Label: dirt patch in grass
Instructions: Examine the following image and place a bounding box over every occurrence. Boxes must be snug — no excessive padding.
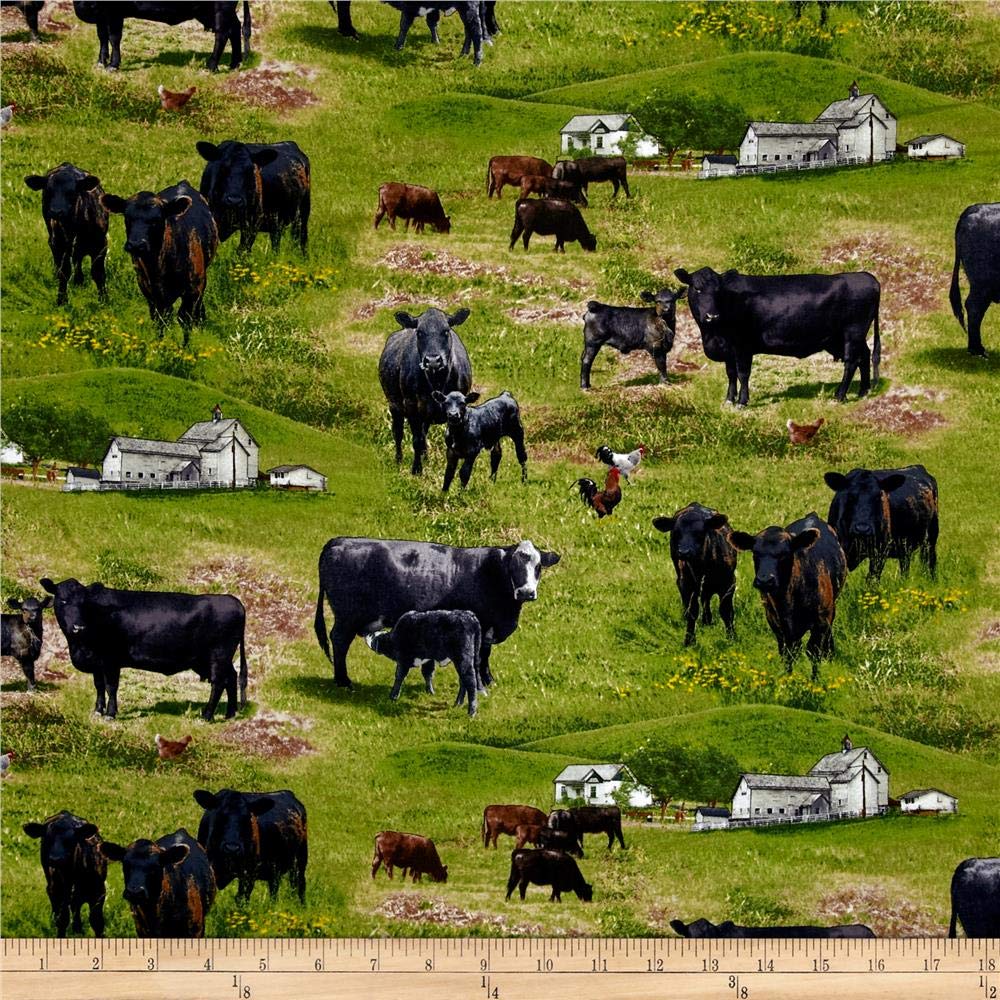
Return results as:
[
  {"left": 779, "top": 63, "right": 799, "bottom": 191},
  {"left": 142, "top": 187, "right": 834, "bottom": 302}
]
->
[
  {"left": 353, "top": 291, "right": 418, "bottom": 320},
  {"left": 378, "top": 245, "right": 579, "bottom": 290},
  {"left": 509, "top": 303, "right": 583, "bottom": 326},
  {"left": 853, "top": 385, "right": 947, "bottom": 437},
  {"left": 216, "top": 710, "right": 315, "bottom": 759},
  {"left": 818, "top": 885, "right": 940, "bottom": 937},
  {"left": 220, "top": 61, "right": 319, "bottom": 111},
  {"left": 981, "top": 621, "right": 1000, "bottom": 640},
  {"left": 375, "top": 892, "right": 542, "bottom": 935}
]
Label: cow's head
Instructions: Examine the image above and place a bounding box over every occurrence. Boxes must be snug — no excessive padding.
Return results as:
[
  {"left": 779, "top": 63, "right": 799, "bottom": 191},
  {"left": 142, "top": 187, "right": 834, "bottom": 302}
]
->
[
  {"left": 670, "top": 917, "right": 719, "bottom": 938},
  {"left": 431, "top": 390, "right": 480, "bottom": 428},
  {"left": 100, "top": 839, "right": 189, "bottom": 905},
  {"left": 502, "top": 541, "right": 560, "bottom": 602},
  {"left": 101, "top": 191, "right": 191, "bottom": 257},
  {"left": 24, "top": 812, "right": 100, "bottom": 874},
  {"left": 193, "top": 789, "right": 273, "bottom": 881},
  {"left": 640, "top": 287, "right": 686, "bottom": 325},
  {"left": 653, "top": 507, "right": 729, "bottom": 563},
  {"left": 25, "top": 163, "right": 101, "bottom": 223},
  {"left": 196, "top": 141, "right": 278, "bottom": 227},
  {"left": 365, "top": 629, "right": 394, "bottom": 658},
  {"left": 579, "top": 228, "right": 597, "bottom": 253},
  {"left": 730, "top": 526, "right": 820, "bottom": 595},
  {"left": 552, "top": 160, "right": 577, "bottom": 181},
  {"left": 40, "top": 577, "right": 95, "bottom": 638},
  {"left": 7, "top": 595, "right": 52, "bottom": 628},
  {"left": 824, "top": 469, "right": 904, "bottom": 563},
  {"left": 674, "top": 267, "right": 734, "bottom": 327},
  {"left": 431, "top": 864, "right": 448, "bottom": 884},
  {"left": 434, "top": 216, "right": 452, "bottom": 235},
  {"left": 395, "top": 308, "right": 469, "bottom": 386}
]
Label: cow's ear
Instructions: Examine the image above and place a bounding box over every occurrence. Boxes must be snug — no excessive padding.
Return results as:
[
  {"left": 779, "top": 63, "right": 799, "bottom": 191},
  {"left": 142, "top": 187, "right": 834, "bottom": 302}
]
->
[
  {"left": 395, "top": 311, "right": 418, "bottom": 329},
  {"left": 791, "top": 527, "right": 821, "bottom": 552},
  {"left": 706, "top": 513, "right": 729, "bottom": 530},
  {"left": 722, "top": 269, "right": 739, "bottom": 280},
  {"left": 196, "top": 141, "right": 221, "bottom": 162},
  {"left": 39, "top": 578, "right": 56, "bottom": 595},
  {"left": 87, "top": 582, "right": 106, "bottom": 594},
  {"left": 730, "top": 531, "right": 757, "bottom": 551},
  {"left": 823, "top": 472, "right": 848, "bottom": 492},
  {"left": 39, "top": 596, "right": 53, "bottom": 610},
  {"left": 23, "top": 822, "right": 47, "bottom": 838},
  {"left": 878, "top": 474, "right": 905, "bottom": 494},
  {"left": 24, "top": 175, "right": 47, "bottom": 191},
  {"left": 193, "top": 789, "right": 219, "bottom": 811},
  {"left": 669, "top": 919, "right": 689, "bottom": 937},
  {"left": 249, "top": 797, "right": 274, "bottom": 816},
  {"left": 101, "top": 194, "right": 128, "bottom": 214},
  {"left": 7, "top": 598, "right": 23, "bottom": 610},
  {"left": 673, "top": 268, "right": 692, "bottom": 285},
  {"left": 539, "top": 550, "right": 560, "bottom": 567},
  {"left": 159, "top": 844, "right": 189, "bottom": 869},
  {"left": 639, "top": 290, "right": 655, "bottom": 303},
  {"left": 448, "top": 308, "right": 471, "bottom": 327},
  {"left": 431, "top": 390, "right": 446, "bottom": 404},
  {"left": 162, "top": 196, "right": 192, "bottom": 219},
  {"left": 78, "top": 823, "right": 99, "bottom": 840},
  {"left": 673, "top": 287, "right": 687, "bottom": 300},
  {"left": 464, "top": 391, "right": 481, "bottom": 405},
  {"left": 77, "top": 175, "right": 100, "bottom": 194},
  {"left": 251, "top": 149, "right": 279, "bottom": 168},
  {"left": 652, "top": 516, "right": 675, "bottom": 533},
  {"left": 99, "top": 842, "right": 127, "bottom": 862}
]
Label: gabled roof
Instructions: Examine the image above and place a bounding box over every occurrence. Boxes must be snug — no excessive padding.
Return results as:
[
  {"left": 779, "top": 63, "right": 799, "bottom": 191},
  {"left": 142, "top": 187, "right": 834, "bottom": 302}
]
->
[
  {"left": 67, "top": 467, "right": 100, "bottom": 479},
  {"left": 110, "top": 437, "right": 200, "bottom": 460},
  {"left": 905, "top": 134, "right": 963, "bottom": 146},
  {"left": 561, "top": 114, "right": 633, "bottom": 134},
  {"left": 554, "top": 763, "right": 627, "bottom": 784},
  {"left": 696, "top": 807, "right": 731, "bottom": 818},
  {"left": 746, "top": 122, "right": 838, "bottom": 138},
  {"left": 837, "top": 110, "right": 887, "bottom": 131},
  {"left": 899, "top": 788, "right": 956, "bottom": 801},
  {"left": 816, "top": 93, "right": 894, "bottom": 122},
  {"left": 703, "top": 154, "right": 737, "bottom": 165},
  {"left": 200, "top": 437, "right": 249, "bottom": 455},
  {"left": 268, "top": 464, "right": 325, "bottom": 476},
  {"left": 740, "top": 774, "right": 831, "bottom": 791},
  {"left": 179, "top": 418, "right": 259, "bottom": 448},
  {"left": 809, "top": 746, "right": 885, "bottom": 777}
]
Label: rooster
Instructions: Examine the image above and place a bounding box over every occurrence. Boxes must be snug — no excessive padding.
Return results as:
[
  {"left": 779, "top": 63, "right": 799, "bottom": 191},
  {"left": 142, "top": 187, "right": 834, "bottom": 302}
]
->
[
  {"left": 155, "top": 734, "right": 192, "bottom": 760},
  {"left": 0, "top": 103, "right": 16, "bottom": 129},
  {"left": 596, "top": 443, "right": 646, "bottom": 481},
  {"left": 157, "top": 85, "right": 196, "bottom": 111},
  {"left": 0, "top": 750, "right": 14, "bottom": 779},
  {"left": 576, "top": 466, "right": 622, "bottom": 518},
  {"left": 786, "top": 417, "right": 825, "bottom": 445}
]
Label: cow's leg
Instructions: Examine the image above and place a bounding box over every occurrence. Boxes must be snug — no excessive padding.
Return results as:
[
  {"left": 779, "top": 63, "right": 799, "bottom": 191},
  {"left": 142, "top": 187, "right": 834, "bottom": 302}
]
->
[
  {"left": 295, "top": 195, "right": 310, "bottom": 255},
  {"left": 89, "top": 894, "right": 106, "bottom": 937},
  {"left": 335, "top": 0, "right": 359, "bottom": 39},
  {"left": 200, "top": 668, "right": 225, "bottom": 721},
  {"left": 458, "top": 455, "right": 477, "bottom": 489},
  {"left": 389, "top": 660, "right": 410, "bottom": 701},
  {"left": 464, "top": 8, "right": 484, "bottom": 64},
  {"left": 373, "top": 204, "right": 386, "bottom": 229},
  {"left": 227, "top": 10, "right": 243, "bottom": 71},
  {"left": 107, "top": 16, "right": 123, "bottom": 71},
  {"left": 621, "top": 173, "right": 632, "bottom": 198},
  {"left": 924, "top": 517, "right": 939, "bottom": 578},
  {"left": 505, "top": 871, "right": 518, "bottom": 900},
  {"left": 91, "top": 248, "right": 108, "bottom": 300},
  {"left": 70, "top": 890, "right": 84, "bottom": 933},
  {"left": 719, "top": 584, "right": 736, "bottom": 640},
  {"left": 104, "top": 666, "right": 121, "bottom": 719},
  {"left": 207, "top": 11, "right": 227, "bottom": 72},
  {"left": 518, "top": 879, "right": 527, "bottom": 900},
  {"left": 92, "top": 671, "right": 107, "bottom": 716},
  {"left": 611, "top": 178, "right": 620, "bottom": 197},
  {"left": 267, "top": 873, "right": 281, "bottom": 898},
  {"left": 834, "top": 352, "right": 859, "bottom": 402},
  {"left": 857, "top": 340, "right": 872, "bottom": 397},
  {"left": 580, "top": 342, "right": 600, "bottom": 390},
  {"left": 964, "top": 292, "right": 990, "bottom": 357},
  {"left": 478, "top": 642, "right": 494, "bottom": 687},
  {"left": 50, "top": 892, "right": 70, "bottom": 938},
  {"left": 700, "top": 579, "right": 714, "bottom": 627},
  {"left": 651, "top": 347, "right": 669, "bottom": 384},
  {"left": 442, "top": 449, "right": 459, "bottom": 492},
  {"left": 72, "top": 245, "right": 86, "bottom": 285},
  {"left": 734, "top": 353, "right": 752, "bottom": 408},
  {"left": 509, "top": 218, "right": 523, "bottom": 250},
  {"left": 224, "top": 666, "right": 239, "bottom": 719},
  {"left": 371, "top": 851, "right": 382, "bottom": 879},
  {"left": 268, "top": 228, "right": 283, "bottom": 253},
  {"left": 407, "top": 415, "right": 427, "bottom": 475},
  {"left": 555, "top": 237, "right": 564, "bottom": 253},
  {"left": 723, "top": 358, "right": 738, "bottom": 404},
  {"left": 898, "top": 549, "right": 913, "bottom": 577},
  {"left": 680, "top": 578, "right": 698, "bottom": 647},
  {"left": 52, "top": 238, "right": 72, "bottom": 305},
  {"left": 421, "top": 660, "right": 436, "bottom": 694},
  {"left": 395, "top": 10, "right": 417, "bottom": 49},
  {"left": 95, "top": 20, "right": 110, "bottom": 67},
  {"left": 236, "top": 878, "right": 254, "bottom": 903},
  {"left": 330, "top": 620, "right": 354, "bottom": 688},
  {"left": 20, "top": 656, "right": 37, "bottom": 690},
  {"left": 511, "top": 424, "right": 528, "bottom": 483},
  {"left": 390, "top": 407, "right": 405, "bottom": 464},
  {"left": 426, "top": 8, "right": 441, "bottom": 42},
  {"left": 868, "top": 550, "right": 886, "bottom": 582}
]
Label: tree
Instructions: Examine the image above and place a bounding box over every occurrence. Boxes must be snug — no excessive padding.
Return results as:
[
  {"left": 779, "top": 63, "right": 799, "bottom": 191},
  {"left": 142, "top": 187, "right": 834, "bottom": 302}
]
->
[
  {"left": 1, "top": 398, "right": 61, "bottom": 480},
  {"left": 53, "top": 406, "right": 115, "bottom": 469},
  {"left": 624, "top": 742, "right": 742, "bottom": 820},
  {"left": 632, "top": 91, "right": 748, "bottom": 164}
]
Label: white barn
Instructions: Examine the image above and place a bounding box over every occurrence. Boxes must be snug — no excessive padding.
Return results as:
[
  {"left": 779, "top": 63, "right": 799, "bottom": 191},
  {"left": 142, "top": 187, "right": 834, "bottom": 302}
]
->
[
  {"left": 268, "top": 464, "right": 327, "bottom": 491},
  {"left": 553, "top": 763, "right": 653, "bottom": 807},
  {"left": 699, "top": 154, "right": 738, "bottom": 178},
  {"left": 560, "top": 114, "right": 660, "bottom": 158},
  {"left": 899, "top": 788, "right": 958, "bottom": 814},
  {"left": 905, "top": 134, "right": 965, "bottom": 159},
  {"left": 693, "top": 806, "right": 731, "bottom": 831},
  {"left": 63, "top": 467, "right": 101, "bottom": 491}
]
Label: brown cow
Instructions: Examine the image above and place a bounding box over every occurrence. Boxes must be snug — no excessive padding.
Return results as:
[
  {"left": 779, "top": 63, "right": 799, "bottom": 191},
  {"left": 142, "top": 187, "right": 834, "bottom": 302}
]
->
[
  {"left": 514, "top": 823, "right": 543, "bottom": 849},
  {"left": 374, "top": 182, "right": 450, "bottom": 234},
  {"left": 487, "top": 156, "right": 552, "bottom": 199},
  {"left": 518, "top": 174, "right": 587, "bottom": 206},
  {"left": 482, "top": 804, "right": 547, "bottom": 849},
  {"left": 371, "top": 831, "right": 447, "bottom": 883}
]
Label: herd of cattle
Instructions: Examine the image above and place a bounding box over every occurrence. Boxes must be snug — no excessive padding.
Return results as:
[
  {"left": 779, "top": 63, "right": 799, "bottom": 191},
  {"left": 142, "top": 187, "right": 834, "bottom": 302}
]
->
[{"left": 20, "top": 798, "right": 1000, "bottom": 938}]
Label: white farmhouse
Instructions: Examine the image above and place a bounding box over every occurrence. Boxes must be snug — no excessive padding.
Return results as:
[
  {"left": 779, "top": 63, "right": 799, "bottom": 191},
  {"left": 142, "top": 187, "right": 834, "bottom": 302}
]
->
[
  {"left": 560, "top": 114, "right": 660, "bottom": 157},
  {"left": 905, "top": 134, "right": 965, "bottom": 159},
  {"left": 267, "top": 464, "right": 327, "bottom": 491},
  {"left": 899, "top": 788, "right": 958, "bottom": 814},
  {"left": 553, "top": 763, "right": 653, "bottom": 807}
]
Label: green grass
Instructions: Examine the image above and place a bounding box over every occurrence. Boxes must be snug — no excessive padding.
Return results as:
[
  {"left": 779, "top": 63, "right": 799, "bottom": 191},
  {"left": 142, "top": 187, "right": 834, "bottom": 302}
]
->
[{"left": 2, "top": 1, "right": 1000, "bottom": 941}]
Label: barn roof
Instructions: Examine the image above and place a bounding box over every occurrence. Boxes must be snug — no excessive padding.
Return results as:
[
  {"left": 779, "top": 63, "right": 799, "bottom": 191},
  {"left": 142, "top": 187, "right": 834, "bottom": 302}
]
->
[
  {"left": 268, "top": 464, "right": 324, "bottom": 475},
  {"left": 180, "top": 418, "right": 258, "bottom": 448},
  {"left": 899, "top": 788, "right": 956, "bottom": 801},
  {"left": 740, "top": 774, "right": 831, "bottom": 791},
  {"left": 815, "top": 94, "right": 890, "bottom": 121},
  {"left": 554, "top": 763, "right": 627, "bottom": 783},
  {"left": 905, "top": 134, "right": 963, "bottom": 146},
  {"left": 67, "top": 467, "right": 100, "bottom": 479},
  {"left": 747, "top": 122, "right": 838, "bottom": 138},
  {"left": 703, "top": 154, "right": 737, "bottom": 165},
  {"left": 809, "top": 746, "right": 885, "bottom": 777},
  {"left": 561, "top": 114, "right": 633, "bottom": 134},
  {"left": 111, "top": 437, "right": 200, "bottom": 459},
  {"left": 696, "top": 807, "right": 731, "bottom": 818}
]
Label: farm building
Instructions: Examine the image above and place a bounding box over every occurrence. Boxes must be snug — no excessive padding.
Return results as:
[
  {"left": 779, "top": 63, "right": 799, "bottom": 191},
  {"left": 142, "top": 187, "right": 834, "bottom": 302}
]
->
[
  {"left": 693, "top": 806, "right": 731, "bottom": 831},
  {"left": 267, "top": 464, "right": 327, "bottom": 491},
  {"left": 905, "top": 134, "right": 965, "bottom": 159},
  {"left": 553, "top": 763, "right": 653, "bottom": 807},
  {"left": 899, "top": 788, "right": 958, "bottom": 814},
  {"left": 64, "top": 467, "right": 100, "bottom": 491},
  {"left": 559, "top": 113, "right": 660, "bottom": 157},
  {"left": 699, "top": 154, "right": 738, "bottom": 178}
]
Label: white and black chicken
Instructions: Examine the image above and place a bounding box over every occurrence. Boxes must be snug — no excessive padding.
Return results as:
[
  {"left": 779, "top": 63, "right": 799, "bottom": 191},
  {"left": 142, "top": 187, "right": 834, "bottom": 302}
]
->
[{"left": 595, "top": 443, "right": 646, "bottom": 481}]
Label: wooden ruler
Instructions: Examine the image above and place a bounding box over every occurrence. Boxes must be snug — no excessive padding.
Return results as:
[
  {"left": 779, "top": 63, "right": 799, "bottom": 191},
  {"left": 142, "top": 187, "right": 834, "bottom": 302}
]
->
[{"left": 2, "top": 936, "right": 997, "bottom": 999}]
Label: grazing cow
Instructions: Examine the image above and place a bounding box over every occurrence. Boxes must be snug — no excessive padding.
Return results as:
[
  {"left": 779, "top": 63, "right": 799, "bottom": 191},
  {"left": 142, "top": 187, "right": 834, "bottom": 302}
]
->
[
  {"left": 23, "top": 811, "right": 107, "bottom": 938},
  {"left": 537, "top": 827, "right": 583, "bottom": 858},
  {"left": 374, "top": 182, "right": 450, "bottom": 234},
  {"left": 949, "top": 857, "right": 1000, "bottom": 938},
  {"left": 198, "top": 140, "right": 311, "bottom": 254},
  {"left": 653, "top": 503, "right": 738, "bottom": 646},
  {"left": 101, "top": 181, "right": 219, "bottom": 339},
  {"left": 194, "top": 788, "right": 307, "bottom": 903},
  {"left": 2, "top": 595, "right": 51, "bottom": 689},
  {"left": 510, "top": 198, "right": 596, "bottom": 253},
  {"left": 2, "top": 1, "right": 44, "bottom": 41},
  {"left": 670, "top": 918, "right": 875, "bottom": 939},
  {"left": 581, "top": 288, "right": 686, "bottom": 389},
  {"left": 365, "top": 609, "right": 482, "bottom": 716},
  {"left": 385, "top": 1, "right": 491, "bottom": 65},
  {"left": 825, "top": 465, "right": 939, "bottom": 580},
  {"left": 378, "top": 307, "right": 473, "bottom": 475},
  {"left": 514, "top": 824, "right": 542, "bottom": 849},
  {"left": 950, "top": 202, "right": 1000, "bottom": 356},
  {"left": 519, "top": 174, "right": 587, "bottom": 205},
  {"left": 553, "top": 155, "right": 631, "bottom": 198},
  {"left": 730, "top": 513, "right": 847, "bottom": 673},
  {"left": 483, "top": 805, "right": 548, "bottom": 849},
  {"left": 432, "top": 389, "right": 528, "bottom": 491},
  {"left": 506, "top": 849, "right": 593, "bottom": 902},
  {"left": 570, "top": 805, "right": 625, "bottom": 850},
  {"left": 315, "top": 538, "right": 560, "bottom": 689},
  {"left": 72, "top": 2, "right": 251, "bottom": 72},
  {"left": 372, "top": 831, "right": 447, "bottom": 882},
  {"left": 39, "top": 577, "right": 247, "bottom": 721},
  {"left": 674, "top": 266, "right": 881, "bottom": 407},
  {"left": 24, "top": 163, "right": 109, "bottom": 305},
  {"left": 487, "top": 155, "right": 552, "bottom": 199},
  {"left": 100, "top": 830, "right": 215, "bottom": 937}
]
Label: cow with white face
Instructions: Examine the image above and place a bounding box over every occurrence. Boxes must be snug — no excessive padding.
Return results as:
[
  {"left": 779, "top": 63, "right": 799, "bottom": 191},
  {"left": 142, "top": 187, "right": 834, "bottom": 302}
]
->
[{"left": 315, "top": 537, "right": 560, "bottom": 691}]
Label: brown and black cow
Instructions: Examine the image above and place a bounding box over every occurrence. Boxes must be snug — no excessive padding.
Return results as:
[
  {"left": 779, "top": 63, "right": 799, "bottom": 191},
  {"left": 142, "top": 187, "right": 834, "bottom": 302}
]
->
[
  {"left": 518, "top": 174, "right": 587, "bottom": 205},
  {"left": 374, "top": 182, "right": 451, "bottom": 234},
  {"left": 482, "top": 804, "right": 547, "bottom": 849},
  {"left": 487, "top": 155, "right": 552, "bottom": 198},
  {"left": 372, "top": 831, "right": 448, "bottom": 883}
]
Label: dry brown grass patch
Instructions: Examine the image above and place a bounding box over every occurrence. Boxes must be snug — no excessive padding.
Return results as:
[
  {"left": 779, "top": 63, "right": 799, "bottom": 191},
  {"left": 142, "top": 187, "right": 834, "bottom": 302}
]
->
[
  {"left": 216, "top": 709, "right": 314, "bottom": 759},
  {"left": 220, "top": 61, "right": 319, "bottom": 111},
  {"left": 853, "top": 385, "right": 947, "bottom": 437},
  {"left": 818, "top": 885, "right": 940, "bottom": 937},
  {"left": 375, "top": 892, "right": 541, "bottom": 935}
]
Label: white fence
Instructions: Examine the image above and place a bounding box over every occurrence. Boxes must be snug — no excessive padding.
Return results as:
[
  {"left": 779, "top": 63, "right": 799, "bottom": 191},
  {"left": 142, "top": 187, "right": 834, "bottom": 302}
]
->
[
  {"left": 735, "top": 152, "right": 896, "bottom": 178},
  {"left": 64, "top": 480, "right": 256, "bottom": 493}
]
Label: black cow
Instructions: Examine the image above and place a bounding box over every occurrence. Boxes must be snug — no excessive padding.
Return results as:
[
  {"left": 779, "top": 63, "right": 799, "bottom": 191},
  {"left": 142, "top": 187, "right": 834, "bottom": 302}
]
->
[
  {"left": 653, "top": 503, "right": 738, "bottom": 646},
  {"left": 581, "top": 288, "right": 686, "bottom": 389},
  {"left": 731, "top": 513, "right": 847, "bottom": 673},
  {"left": 73, "top": 2, "right": 251, "bottom": 71},
  {"left": 385, "top": 1, "right": 493, "bottom": 65},
  {"left": 39, "top": 577, "right": 247, "bottom": 721},
  {"left": 537, "top": 827, "right": 583, "bottom": 857},
  {"left": 2, "top": 595, "right": 51, "bottom": 689},
  {"left": 825, "top": 465, "right": 939, "bottom": 580},
  {"left": 101, "top": 830, "right": 216, "bottom": 937},
  {"left": 365, "top": 609, "right": 482, "bottom": 715},
  {"left": 510, "top": 198, "right": 596, "bottom": 253},
  {"left": 553, "top": 155, "right": 630, "bottom": 198},
  {"left": 198, "top": 140, "right": 311, "bottom": 254},
  {"left": 950, "top": 202, "right": 1000, "bottom": 357},
  {"left": 2, "top": 1, "right": 44, "bottom": 41},
  {"left": 674, "top": 266, "right": 881, "bottom": 407},
  {"left": 570, "top": 805, "right": 625, "bottom": 850},
  {"left": 194, "top": 788, "right": 307, "bottom": 903},
  {"left": 519, "top": 174, "right": 587, "bottom": 205},
  {"left": 506, "top": 849, "right": 593, "bottom": 902},
  {"left": 24, "top": 163, "right": 109, "bottom": 305},
  {"left": 949, "top": 857, "right": 1000, "bottom": 938},
  {"left": 314, "top": 537, "right": 560, "bottom": 689},
  {"left": 378, "top": 307, "right": 473, "bottom": 475},
  {"left": 23, "top": 811, "right": 107, "bottom": 937},
  {"left": 102, "top": 181, "right": 219, "bottom": 339},
  {"left": 670, "top": 918, "right": 875, "bottom": 938},
  {"left": 432, "top": 389, "right": 528, "bottom": 491}
]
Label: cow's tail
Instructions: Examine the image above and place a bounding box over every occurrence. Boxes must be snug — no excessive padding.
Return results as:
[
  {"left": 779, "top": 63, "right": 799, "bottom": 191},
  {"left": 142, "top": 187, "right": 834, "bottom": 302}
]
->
[
  {"left": 949, "top": 235, "right": 965, "bottom": 331},
  {"left": 482, "top": 808, "right": 489, "bottom": 848},
  {"left": 872, "top": 299, "right": 881, "bottom": 382},
  {"left": 486, "top": 159, "right": 492, "bottom": 196},
  {"left": 238, "top": 633, "right": 248, "bottom": 708},
  {"left": 242, "top": 1, "right": 252, "bottom": 53},
  {"left": 314, "top": 584, "right": 331, "bottom": 662}
]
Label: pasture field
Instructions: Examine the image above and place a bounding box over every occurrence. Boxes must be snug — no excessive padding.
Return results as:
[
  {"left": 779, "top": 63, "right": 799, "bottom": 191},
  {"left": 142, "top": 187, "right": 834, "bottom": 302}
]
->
[{"left": 1, "top": 0, "right": 999, "bottom": 939}]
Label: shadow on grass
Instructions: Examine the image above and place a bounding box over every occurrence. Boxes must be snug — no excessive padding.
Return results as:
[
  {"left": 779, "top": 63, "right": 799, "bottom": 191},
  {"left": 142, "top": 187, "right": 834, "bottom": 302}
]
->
[
  {"left": 914, "top": 346, "right": 1000, "bottom": 374},
  {"left": 752, "top": 377, "right": 888, "bottom": 405},
  {"left": 618, "top": 372, "right": 692, "bottom": 389},
  {"left": 0, "top": 679, "right": 60, "bottom": 694},
  {"left": 287, "top": 673, "right": 468, "bottom": 718},
  {"left": 284, "top": 22, "right": 465, "bottom": 69}
]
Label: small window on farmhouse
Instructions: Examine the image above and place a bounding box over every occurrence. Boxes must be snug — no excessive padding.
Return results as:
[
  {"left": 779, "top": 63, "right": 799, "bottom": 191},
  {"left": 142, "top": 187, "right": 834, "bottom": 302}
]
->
[
  {"left": 754, "top": 808, "right": 760, "bottom": 815},
  {"left": 596, "top": 136, "right": 603, "bottom": 149},
  {"left": 779, "top": 808, "right": 785, "bottom": 814},
  {"left": 762, "top": 154, "right": 768, "bottom": 161},
  {"left": 766, "top": 808, "right": 773, "bottom": 814},
  {"left": 125, "top": 472, "right": 131, "bottom": 479},
  {"left": 590, "top": 786, "right": 597, "bottom": 798},
  {"left": 150, "top": 473, "right": 155, "bottom": 479}
]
